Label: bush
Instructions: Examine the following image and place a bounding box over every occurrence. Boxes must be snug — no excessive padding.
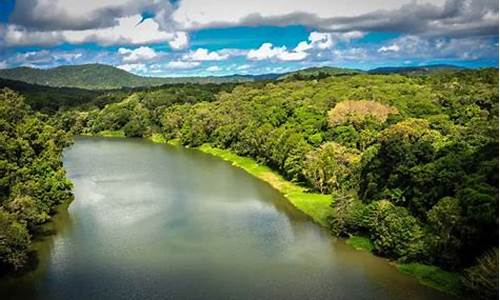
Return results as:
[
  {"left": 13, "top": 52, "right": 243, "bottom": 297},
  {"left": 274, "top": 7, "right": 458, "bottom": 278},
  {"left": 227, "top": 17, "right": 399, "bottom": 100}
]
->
[
  {"left": 123, "top": 119, "right": 146, "bottom": 137},
  {"left": 0, "top": 210, "right": 31, "bottom": 271},
  {"left": 329, "top": 191, "right": 366, "bottom": 236},
  {"left": 365, "top": 200, "right": 426, "bottom": 261},
  {"left": 303, "top": 142, "right": 360, "bottom": 193}
]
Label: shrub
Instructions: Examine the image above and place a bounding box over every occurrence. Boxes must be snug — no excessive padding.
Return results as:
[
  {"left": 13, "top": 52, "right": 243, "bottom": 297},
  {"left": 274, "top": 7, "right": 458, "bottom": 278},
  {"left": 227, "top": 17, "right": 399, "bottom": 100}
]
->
[
  {"left": 303, "top": 142, "right": 360, "bottom": 193},
  {"left": 365, "top": 200, "right": 426, "bottom": 261}
]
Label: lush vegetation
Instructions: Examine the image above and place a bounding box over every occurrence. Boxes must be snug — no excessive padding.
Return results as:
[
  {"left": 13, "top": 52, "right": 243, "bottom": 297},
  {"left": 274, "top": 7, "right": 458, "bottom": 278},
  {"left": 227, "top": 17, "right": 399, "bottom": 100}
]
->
[
  {"left": 1, "top": 67, "right": 497, "bottom": 298},
  {"left": 0, "top": 89, "right": 73, "bottom": 274}
]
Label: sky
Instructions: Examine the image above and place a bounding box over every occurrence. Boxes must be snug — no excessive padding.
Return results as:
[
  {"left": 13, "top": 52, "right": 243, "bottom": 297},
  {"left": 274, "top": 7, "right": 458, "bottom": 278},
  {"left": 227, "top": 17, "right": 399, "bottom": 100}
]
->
[{"left": 0, "top": 0, "right": 498, "bottom": 77}]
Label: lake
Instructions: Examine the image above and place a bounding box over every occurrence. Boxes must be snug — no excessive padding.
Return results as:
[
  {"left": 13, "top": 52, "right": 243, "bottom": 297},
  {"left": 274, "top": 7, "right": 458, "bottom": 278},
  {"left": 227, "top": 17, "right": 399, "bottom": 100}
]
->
[{"left": 0, "top": 137, "right": 452, "bottom": 299}]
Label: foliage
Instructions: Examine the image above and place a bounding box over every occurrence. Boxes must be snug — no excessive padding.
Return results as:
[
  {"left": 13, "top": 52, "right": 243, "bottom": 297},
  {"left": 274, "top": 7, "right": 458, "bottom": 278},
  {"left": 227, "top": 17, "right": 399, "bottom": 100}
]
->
[
  {"left": 364, "top": 200, "right": 426, "bottom": 261},
  {"left": 328, "top": 100, "right": 398, "bottom": 126},
  {"left": 303, "top": 142, "right": 360, "bottom": 193},
  {"left": 0, "top": 88, "right": 73, "bottom": 273}
]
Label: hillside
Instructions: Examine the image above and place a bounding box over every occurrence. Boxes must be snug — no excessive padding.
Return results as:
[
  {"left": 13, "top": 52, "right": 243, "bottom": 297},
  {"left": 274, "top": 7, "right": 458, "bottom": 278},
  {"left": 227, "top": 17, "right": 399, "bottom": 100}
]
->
[
  {"left": 0, "top": 64, "right": 263, "bottom": 90},
  {"left": 278, "top": 66, "right": 364, "bottom": 80},
  {"left": 368, "top": 64, "right": 465, "bottom": 75}
]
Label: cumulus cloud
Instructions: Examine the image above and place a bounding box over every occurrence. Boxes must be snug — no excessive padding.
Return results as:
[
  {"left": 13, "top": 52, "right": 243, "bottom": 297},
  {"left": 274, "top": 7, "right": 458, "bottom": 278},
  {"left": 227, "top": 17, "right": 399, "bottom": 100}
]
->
[
  {"left": 118, "top": 46, "right": 158, "bottom": 63},
  {"left": 206, "top": 66, "right": 222, "bottom": 72},
  {"left": 118, "top": 63, "right": 148, "bottom": 74},
  {"left": 166, "top": 61, "right": 201, "bottom": 69},
  {"left": 247, "top": 43, "right": 308, "bottom": 61},
  {"left": 183, "top": 48, "right": 229, "bottom": 61},
  {"left": 378, "top": 44, "right": 401, "bottom": 53},
  {"left": 373, "top": 35, "right": 498, "bottom": 61},
  {"left": 171, "top": 0, "right": 497, "bottom": 39},
  {"left": 2, "top": 0, "right": 497, "bottom": 49},
  {"left": 294, "top": 31, "right": 365, "bottom": 52},
  {"left": 172, "top": 0, "right": 443, "bottom": 29},
  {"left": 9, "top": 0, "right": 173, "bottom": 31},
  {"left": 169, "top": 32, "right": 189, "bottom": 50},
  {"left": 4, "top": 15, "right": 179, "bottom": 46}
]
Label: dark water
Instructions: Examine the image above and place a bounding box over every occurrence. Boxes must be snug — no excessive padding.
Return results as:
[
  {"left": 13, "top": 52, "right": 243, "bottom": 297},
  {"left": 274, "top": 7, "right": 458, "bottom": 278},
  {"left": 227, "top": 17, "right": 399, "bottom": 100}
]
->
[{"left": 1, "top": 137, "right": 452, "bottom": 300}]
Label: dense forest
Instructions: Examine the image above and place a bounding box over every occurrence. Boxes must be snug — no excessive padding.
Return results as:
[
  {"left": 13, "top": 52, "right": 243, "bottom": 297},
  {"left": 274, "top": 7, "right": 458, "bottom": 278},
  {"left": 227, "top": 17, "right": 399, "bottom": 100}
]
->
[
  {"left": 0, "top": 68, "right": 498, "bottom": 298},
  {"left": 0, "top": 89, "right": 73, "bottom": 273}
]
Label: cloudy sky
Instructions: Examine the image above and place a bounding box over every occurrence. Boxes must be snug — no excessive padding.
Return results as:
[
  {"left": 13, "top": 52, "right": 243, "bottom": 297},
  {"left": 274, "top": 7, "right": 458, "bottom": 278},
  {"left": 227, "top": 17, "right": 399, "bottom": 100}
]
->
[{"left": 0, "top": 0, "right": 498, "bottom": 76}]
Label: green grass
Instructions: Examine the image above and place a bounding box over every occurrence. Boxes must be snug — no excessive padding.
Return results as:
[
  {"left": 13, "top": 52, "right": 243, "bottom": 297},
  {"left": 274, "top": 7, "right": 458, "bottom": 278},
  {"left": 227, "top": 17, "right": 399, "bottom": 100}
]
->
[
  {"left": 197, "top": 144, "right": 332, "bottom": 226},
  {"left": 167, "top": 138, "right": 181, "bottom": 146},
  {"left": 346, "top": 235, "right": 374, "bottom": 252},
  {"left": 95, "top": 130, "right": 125, "bottom": 138},
  {"left": 397, "top": 263, "right": 462, "bottom": 296},
  {"left": 148, "top": 133, "right": 167, "bottom": 144}
]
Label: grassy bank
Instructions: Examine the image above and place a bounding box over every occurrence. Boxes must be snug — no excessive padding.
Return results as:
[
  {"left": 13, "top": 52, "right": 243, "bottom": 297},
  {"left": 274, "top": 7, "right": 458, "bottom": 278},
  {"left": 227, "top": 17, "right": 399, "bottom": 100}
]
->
[
  {"left": 197, "top": 144, "right": 332, "bottom": 226},
  {"left": 346, "top": 235, "right": 374, "bottom": 252},
  {"left": 397, "top": 263, "right": 462, "bottom": 296},
  {"left": 82, "top": 130, "right": 125, "bottom": 138}
]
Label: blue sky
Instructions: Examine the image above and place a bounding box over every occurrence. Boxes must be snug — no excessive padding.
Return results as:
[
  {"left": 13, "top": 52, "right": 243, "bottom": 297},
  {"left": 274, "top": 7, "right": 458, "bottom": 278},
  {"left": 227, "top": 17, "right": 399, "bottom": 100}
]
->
[{"left": 0, "top": 0, "right": 498, "bottom": 76}]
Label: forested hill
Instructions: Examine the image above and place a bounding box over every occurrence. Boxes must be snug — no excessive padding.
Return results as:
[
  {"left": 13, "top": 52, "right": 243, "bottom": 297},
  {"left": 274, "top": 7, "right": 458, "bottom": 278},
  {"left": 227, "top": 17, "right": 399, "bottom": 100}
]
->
[
  {"left": 0, "top": 64, "right": 467, "bottom": 90},
  {"left": 368, "top": 64, "right": 465, "bottom": 75},
  {"left": 0, "top": 64, "right": 278, "bottom": 90}
]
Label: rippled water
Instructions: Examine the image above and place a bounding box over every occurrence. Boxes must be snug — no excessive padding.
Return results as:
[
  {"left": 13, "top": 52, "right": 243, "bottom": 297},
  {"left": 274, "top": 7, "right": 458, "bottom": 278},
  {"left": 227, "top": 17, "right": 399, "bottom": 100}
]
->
[{"left": 0, "top": 137, "right": 452, "bottom": 300}]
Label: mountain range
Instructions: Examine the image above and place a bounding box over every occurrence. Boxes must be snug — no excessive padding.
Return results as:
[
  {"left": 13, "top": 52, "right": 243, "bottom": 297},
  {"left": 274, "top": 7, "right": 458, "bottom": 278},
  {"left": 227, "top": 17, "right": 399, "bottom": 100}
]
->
[{"left": 0, "top": 63, "right": 467, "bottom": 90}]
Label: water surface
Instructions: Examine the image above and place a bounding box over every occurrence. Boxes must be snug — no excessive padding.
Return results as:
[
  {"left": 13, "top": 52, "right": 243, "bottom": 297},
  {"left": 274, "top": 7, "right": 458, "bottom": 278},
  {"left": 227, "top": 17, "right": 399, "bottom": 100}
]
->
[{"left": 1, "top": 137, "right": 452, "bottom": 299}]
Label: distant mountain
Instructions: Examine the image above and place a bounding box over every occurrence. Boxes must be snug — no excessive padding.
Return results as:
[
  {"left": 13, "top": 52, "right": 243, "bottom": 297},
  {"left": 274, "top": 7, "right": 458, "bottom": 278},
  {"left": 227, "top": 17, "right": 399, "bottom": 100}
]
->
[
  {"left": 0, "top": 63, "right": 470, "bottom": 90},
  {"left": 278, "top": 67, "right": 364, "bottom": 80},
  {"left": 0, "top": 64, "right": 262, "bottom": 90},
  {"left": 368, "top": 64, "right": 465, "bottom": 74}
]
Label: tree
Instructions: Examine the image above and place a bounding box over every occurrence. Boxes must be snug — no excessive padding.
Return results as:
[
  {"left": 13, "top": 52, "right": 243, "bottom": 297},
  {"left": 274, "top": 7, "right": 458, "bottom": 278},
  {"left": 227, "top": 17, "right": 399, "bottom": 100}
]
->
[
  {"left": 0, "top": 210, "right": 31, "bottom": 271},
  {"left": 303, "top": 142, "right": 360, "bottom": 193},
  {"left": 426, "top": 197, "right": 463, "bottom": 267},
  {"left": 365, "top": 200, "right": 425, "bottom": 261}
]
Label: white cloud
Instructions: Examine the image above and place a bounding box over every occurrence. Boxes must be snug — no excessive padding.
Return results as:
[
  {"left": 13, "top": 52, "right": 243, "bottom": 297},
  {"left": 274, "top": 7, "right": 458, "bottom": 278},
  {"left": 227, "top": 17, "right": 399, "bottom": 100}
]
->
[
  {"left": 206, "top": 65, "right": 222, "bottom": 72},
  {"left": 236, "top": 64, "right": 251, "bottom": 70},
  {"left": 4, "top": 15, "right": 179, "bottom": 46},
  {"left": 172, "top": 0, "right": 446, "bottom": 30},
  {"left": 117, "top": 63, "right": 148, "bottom": 74},
  {"left": 0, "top": 61, "right": 7, "bottom": 69},
  {"left": 169, "top": 32, "right": 189, "bottom": 50},
  {"left": 118, "top": 46, "right": 158, "bottom": 63},
  {"left": 247, "top": 43, "right": 308, "bottom": 61},
  {"left": 294, "top": 31, "right": 365, "bottom": 52},
  {"left": 183, "top": 48, "right": 229, "bottom": 61},
  {"left": 10, "top": 0, "right": 170, "bottom": 30},
  {"left": 378, "top": 44, "right": 401, "bottom": 53},
  {"left": 166, "top": 61, "right": 201, "bottom": 69}
]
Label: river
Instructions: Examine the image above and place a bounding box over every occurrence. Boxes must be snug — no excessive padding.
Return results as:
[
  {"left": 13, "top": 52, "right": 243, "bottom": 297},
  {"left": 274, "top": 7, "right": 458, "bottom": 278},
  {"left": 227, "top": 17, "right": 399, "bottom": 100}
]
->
[{"left": 0, "top": 137, "right": 452, "bottom": 299}]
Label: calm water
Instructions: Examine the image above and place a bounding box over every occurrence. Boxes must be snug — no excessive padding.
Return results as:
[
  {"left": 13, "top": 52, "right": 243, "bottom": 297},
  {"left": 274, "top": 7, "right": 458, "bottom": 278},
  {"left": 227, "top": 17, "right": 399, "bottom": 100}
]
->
[{"left": 1, "top": 137, "right": 452, "bottom": 300}]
